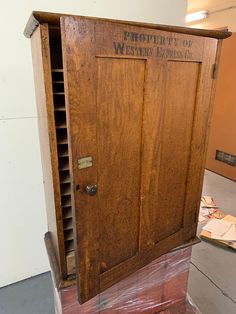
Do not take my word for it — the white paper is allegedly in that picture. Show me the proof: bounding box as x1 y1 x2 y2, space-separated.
200 207 210 216
200 201 206 208
211 224 236 241
198 213 207 222
223 215 236 224
202 219 232 236
201 196 217 208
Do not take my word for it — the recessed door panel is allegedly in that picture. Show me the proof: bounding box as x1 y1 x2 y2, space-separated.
97 58 145 272
139 60 200 250
155 61 200 242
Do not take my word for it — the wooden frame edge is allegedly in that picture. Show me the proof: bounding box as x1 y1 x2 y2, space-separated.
24 11 232 39
44 232 76 290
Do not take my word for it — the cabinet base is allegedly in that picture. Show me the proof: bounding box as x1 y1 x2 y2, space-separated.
51 246 199 313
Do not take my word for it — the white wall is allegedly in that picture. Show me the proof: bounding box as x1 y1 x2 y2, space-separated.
0 0 187 287
188 8 236 31
187 0 236 31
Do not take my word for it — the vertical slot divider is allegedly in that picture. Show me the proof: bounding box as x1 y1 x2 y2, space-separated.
49 27 75 277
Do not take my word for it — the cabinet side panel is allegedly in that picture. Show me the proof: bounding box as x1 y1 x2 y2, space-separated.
30 24 67 278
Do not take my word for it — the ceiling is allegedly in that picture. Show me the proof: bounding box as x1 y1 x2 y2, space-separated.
187 0 236 13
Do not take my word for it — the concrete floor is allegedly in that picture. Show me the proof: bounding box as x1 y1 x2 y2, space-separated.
0 170 236 314
188 170 236 314
0 272 54 314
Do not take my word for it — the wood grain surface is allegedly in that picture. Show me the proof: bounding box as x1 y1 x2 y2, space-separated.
59 16 219 302
31 24 67 278
24 11 231 39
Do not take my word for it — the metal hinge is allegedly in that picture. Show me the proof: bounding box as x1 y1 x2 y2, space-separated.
212 63 218 79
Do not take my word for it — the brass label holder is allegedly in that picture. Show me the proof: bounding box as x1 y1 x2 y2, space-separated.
78 156 93 169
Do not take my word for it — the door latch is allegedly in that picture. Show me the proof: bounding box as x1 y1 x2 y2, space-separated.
85 184 97 196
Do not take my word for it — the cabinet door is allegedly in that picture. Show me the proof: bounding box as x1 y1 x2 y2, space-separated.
60 16 218 303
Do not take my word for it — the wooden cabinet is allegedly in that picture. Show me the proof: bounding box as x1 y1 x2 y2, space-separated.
24 12 230 303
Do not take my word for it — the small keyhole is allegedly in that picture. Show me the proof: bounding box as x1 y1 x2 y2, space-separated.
76 184 80 191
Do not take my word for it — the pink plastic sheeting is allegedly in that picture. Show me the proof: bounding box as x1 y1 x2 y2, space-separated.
54 247 200 313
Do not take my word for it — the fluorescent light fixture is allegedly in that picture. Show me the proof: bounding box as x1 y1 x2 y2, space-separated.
186 10 208 23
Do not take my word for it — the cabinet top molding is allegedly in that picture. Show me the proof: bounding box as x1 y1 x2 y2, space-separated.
24 11 231 39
